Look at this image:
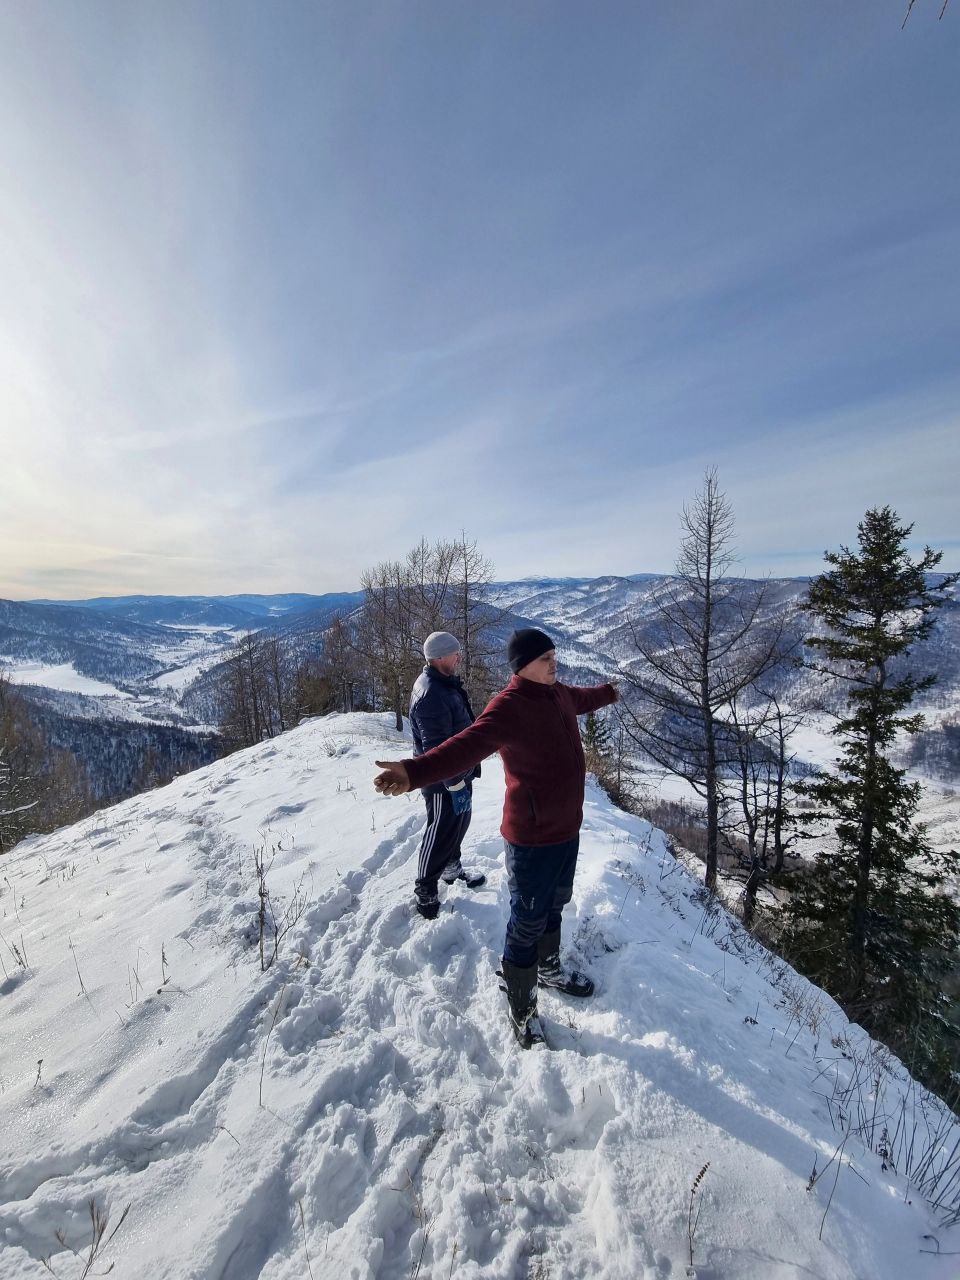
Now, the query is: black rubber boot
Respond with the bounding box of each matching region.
[415,892,440,920]
[442,869,487,889]
[500,958,546,1049]
[537,929,594,997]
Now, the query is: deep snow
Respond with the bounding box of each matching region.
[2,712,959,1280]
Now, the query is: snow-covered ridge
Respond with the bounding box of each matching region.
[2,713,959,1279]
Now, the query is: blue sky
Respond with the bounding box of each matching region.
[0,2,957,598]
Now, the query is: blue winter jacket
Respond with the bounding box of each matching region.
[409,665,479,796]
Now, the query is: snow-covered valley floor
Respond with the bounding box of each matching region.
[2,713,960,1280]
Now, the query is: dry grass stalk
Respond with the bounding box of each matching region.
[687,1161,710,1269]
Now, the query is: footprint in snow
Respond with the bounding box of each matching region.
[263,801,308,821]
[276,989,343,1054]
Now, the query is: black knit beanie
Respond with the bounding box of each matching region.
[507,628,555,674]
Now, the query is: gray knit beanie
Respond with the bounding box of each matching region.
[423,631,461,660]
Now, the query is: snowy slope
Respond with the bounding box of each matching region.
[1,661,134,700]
[2,713,960,1280]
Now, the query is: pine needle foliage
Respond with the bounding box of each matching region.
[582,709,640,815]
[783,506,960,1091]
[582,710,611,759]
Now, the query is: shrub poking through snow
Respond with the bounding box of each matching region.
[254,842,307,971]
[40,1198,130,1279]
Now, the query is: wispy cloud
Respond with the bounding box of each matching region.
[1,3,957,598]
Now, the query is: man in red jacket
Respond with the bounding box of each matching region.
[374,627,618,1048]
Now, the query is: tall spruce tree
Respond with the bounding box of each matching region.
[582,710,612,759]
[785,506,960,1086]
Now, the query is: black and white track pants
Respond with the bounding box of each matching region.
[414,785,472,905]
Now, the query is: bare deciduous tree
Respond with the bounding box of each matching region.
[357,559,420,731]
[356,535,501,728]
[449,534,496,686]
[902,0,951,29]
[724,689,803,927]
[219,633,297,748]
[320,615,362,714]
[619,469,786,890]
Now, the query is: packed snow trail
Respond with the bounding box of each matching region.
[2,713,959,1279]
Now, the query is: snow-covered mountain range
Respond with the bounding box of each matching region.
[2,712,959,1279]
[5,575,959,725]
[1,574,957,852]
[4,576,958,793]
[0,593,363,726]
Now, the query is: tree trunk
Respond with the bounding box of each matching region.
[703,696,718,891]
[849,734,877,1002]
[393,677,404,733]
[702,510,717,892]
[743,850,761,929]
[772,768,786,875]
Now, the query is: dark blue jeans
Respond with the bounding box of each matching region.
[503,835,579,968]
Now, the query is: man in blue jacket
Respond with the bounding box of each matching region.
[410,631,487,919]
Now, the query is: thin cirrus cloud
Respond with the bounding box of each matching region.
[0,2,957,600]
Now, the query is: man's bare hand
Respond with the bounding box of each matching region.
[374,760,411,796]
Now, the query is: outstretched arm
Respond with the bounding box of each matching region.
[375,700,511,796]
[566,681,619,716]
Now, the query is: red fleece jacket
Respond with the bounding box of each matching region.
[403,675,617,846]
